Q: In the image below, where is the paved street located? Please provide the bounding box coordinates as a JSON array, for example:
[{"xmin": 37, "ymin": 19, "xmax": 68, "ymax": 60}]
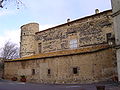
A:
[{"xmin": 0, "ymin": 79, "xmax": 120, "ymax": 90}]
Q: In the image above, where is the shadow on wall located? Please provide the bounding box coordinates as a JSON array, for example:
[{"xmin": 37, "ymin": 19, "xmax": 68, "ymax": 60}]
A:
[{"xmin": 0, "ymin": 62, "xmax": 4, "ymax": 78}]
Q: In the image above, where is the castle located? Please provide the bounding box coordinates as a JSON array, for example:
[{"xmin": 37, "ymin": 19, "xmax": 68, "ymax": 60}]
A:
[
  {"xmin": 4, "ymin": 9, "xmax": 118, "ymax": 84},
  {"xmin": 20, "ymin": 9, "xmax": 114, "ymax": 58}
]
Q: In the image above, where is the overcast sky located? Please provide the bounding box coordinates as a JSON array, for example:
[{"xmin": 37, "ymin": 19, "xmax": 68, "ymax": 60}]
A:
[{"xmin": 0, "ymin": 0, "xmax": 112, "ymax": 48}]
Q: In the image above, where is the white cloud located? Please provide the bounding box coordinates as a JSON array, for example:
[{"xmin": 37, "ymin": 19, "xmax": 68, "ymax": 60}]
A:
[
  {"xmin": 0, "ymin": 24, "xmax": 54, "ymax": 48},
  {"xmin": 22, "ymin": 0, "xmax": 111, "ymax": 20},
  {"xmin": 0, "ymin": 29, "xmax": 20, "ymax": 48}
]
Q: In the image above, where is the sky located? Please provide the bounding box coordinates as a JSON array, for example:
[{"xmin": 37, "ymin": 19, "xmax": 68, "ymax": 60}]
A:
[{"xmin": 0, "ymin": 0, "xmax": 112, "ymax": 48}]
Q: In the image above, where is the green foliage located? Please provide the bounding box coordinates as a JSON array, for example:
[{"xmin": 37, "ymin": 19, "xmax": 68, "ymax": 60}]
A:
[{"xmin": 20, "ymin": 75, "xmax": 26, "ymax": 78}]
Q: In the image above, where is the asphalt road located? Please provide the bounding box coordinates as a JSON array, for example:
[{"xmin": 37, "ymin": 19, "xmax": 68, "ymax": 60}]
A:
[
  {"xmin": 0, "ymin": 79, "xmax": 120, "ymax": 90},
  {"xmin": 0, "ymin": 82, "xmax": 94, "ymax": 90}
]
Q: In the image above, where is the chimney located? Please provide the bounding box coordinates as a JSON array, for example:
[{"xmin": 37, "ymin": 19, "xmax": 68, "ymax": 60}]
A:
[
  {"xmin": 67, "ymin": 18, "xmax": 70, "ymax": 23},
  {"xmin": 95, "ymin": 9, "xmax": 99, "ymax": 14}
]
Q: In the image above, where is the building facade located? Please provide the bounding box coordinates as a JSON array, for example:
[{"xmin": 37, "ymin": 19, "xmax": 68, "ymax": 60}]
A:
[
  {"xmin": 20, "ymin": 10, "xmax": 114, "ymax": 57},
  {"xmin": 111, "ymin": 0, "xmax": 120, "ymax": 81},
  {"xmin": 4, "ymin": 9, "xmax": 118, "ymax": 84},
  {"xmin": 4, "ymin": 47, "xmax": 117, "ymax": 84}
]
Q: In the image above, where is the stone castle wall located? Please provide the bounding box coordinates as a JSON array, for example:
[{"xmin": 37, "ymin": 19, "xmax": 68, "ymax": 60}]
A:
[
  {"xmin": 4, "ymin": 48, "xmax": 117, "ymax": 84},
  {"xmin": 20, "ymin": 10, "xmax": 113, "ymax": 57},
  {"xmin": 20, "ymin": 23, "xmax": 39, "ymax": 57},
  {"xmin": 35, "ymin": 10, "xmax": 113, "ymax": 54},
  {"xmin": 4, "ymin": 10, "xmax": 118, "ymax": 84}
]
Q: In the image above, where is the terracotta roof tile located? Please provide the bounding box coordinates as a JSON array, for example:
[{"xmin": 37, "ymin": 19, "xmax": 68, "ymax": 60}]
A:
[{"xmin": 5, "ymin": 44, "xmax": 110, "ymax": 62}]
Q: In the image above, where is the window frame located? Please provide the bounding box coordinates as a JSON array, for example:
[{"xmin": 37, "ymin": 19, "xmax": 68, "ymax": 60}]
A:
[
  {"xmin": 72, "ymin": 67, "xmax": 79, "ymax": 74},
  {"xmin": 48, "ymin": 69, "xmax": 51, "ymax": 75},
  {"xmin": 38, "ymin": 43, "xmax": 42, "ymax": 53},
  {"xmin": 69, "ymin": 39, "xmax": 78, "ymax": 49},
  {"xmin": 32, "ymin": 69, "xmax": 35, "ymax": 75},
  {"xmin": 106, "ymin": 33, "xmax": 112, "ymax": 42}
]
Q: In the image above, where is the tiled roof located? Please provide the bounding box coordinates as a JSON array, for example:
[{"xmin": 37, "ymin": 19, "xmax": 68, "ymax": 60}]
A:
[{"xmin": 5, "ymin": 44, "xmax": 110, "ymax": 62}]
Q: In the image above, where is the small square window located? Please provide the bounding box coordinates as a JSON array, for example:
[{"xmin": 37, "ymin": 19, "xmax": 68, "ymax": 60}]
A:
[
  {"xmin": 106, "ymin": 33, "xmax": 112, "ymax": 41},
  {"xmin": 106, "ymin": 33, "xmax": 111, "ymax": 38},
  {"xmin": 48, "ymin": 69, "xmax": 51, "ymax": 75},
  {"xmin": 73, "ymin": 67, "xmax": 78, "ymax": 74},
  {"xmin": 32, "ymin": 69, "xmax": 35, "ymax": 75},
  {"xmin": 38, "ymin": 43, "xmax": 42, "ymax": 53}
]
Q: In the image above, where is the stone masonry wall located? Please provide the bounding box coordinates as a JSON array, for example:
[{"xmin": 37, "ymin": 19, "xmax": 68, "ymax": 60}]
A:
[
  {"xmin": 112, "ymin": 0, "xmax": 120, "ymax": 81},
  {"xmin": 20, "ymin": 23, "xmax": 39, "ymax": 57},
  {"xmin": 4, "ymin": 48, "xmax": 117, "ymax": 84},
  {"xmin": 35, "ymin": 10, "xmax": 113, "ymax": 54}
]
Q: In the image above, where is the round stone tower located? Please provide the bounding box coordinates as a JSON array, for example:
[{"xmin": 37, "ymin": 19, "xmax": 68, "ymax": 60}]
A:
[{"xmin": 20, "ymin": 23, "xmax": 39, "ymax": 58}]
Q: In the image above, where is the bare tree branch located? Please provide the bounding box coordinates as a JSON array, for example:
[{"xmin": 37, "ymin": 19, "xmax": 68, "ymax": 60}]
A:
[
  {"xmin": 0, "ymin": 0, "xmax": 4, "ymax": 8},
  {"xmin": 0, "ymin": 41, "xmax": 20, "ymax": 60},
  {"xmin": 0, "ymin": 0, "xmax": 25, "ymax": 9}
]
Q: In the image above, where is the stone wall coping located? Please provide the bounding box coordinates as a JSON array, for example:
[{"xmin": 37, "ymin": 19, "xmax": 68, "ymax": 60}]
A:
[{"xmin": 21, "ymin": 22, "xmax": 39, "ymax": 29}]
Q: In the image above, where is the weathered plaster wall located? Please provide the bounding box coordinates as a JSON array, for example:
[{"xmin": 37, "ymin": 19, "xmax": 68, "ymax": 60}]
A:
[
  {"xmin": 112, "ymin": 0, "xmax": 120, "ymax": 81},
  {"xmin": 35, "ymin": 10, "xmax": 113, "ymax": 54},
  {"xmin": 4, "ymin": 48, "xmax": 117, "ymax": 84}
]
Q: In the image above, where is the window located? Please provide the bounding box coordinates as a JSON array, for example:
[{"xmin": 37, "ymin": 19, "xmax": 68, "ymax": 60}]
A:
[
  {"xmin": 70, "ymin": 39, "xmax": 78, "ymax": 49},
  {"xmin": 73, "ymin": 67, "xmax": 78, "ymax": 74},
  {"xmin": 48, "ymin": 69, "xmax": 51, "ymax": 75},
  {"xmin": 106, "ymin": 33, "xmax": 112, "ymax": 39},
  {"xmin": 32, "ymin": 69, "xmax": 35, "ymax": 75},
  {"xmin": 22, "ymin": 32, "xmax": 25, "ymax": 35},
  {"xmin": 106, "ymin": 33, "xmax": 115, "ymax": 45},
  {"xmin": 38, "ymin": 43, "xmax": 42, "ymax": 53},
  {"xmin": 106, "ymin": 33, "xmax": 112, "ymax": 42}
]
